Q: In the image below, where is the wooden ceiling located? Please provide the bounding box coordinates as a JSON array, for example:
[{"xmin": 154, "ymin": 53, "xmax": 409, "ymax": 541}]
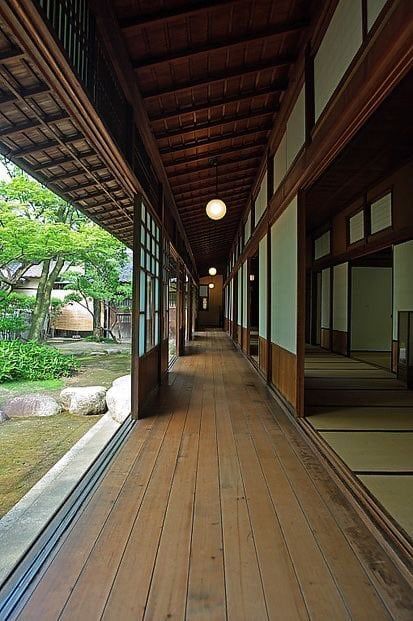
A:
[{"xmin": 113, "ymin": 0, "xmax": 310, "ymax": 272}]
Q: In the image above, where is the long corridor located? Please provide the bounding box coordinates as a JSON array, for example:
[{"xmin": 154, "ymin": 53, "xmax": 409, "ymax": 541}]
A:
[{"xmin": 16, "ymin": 333, "xmax": 413, "ymax": 620}]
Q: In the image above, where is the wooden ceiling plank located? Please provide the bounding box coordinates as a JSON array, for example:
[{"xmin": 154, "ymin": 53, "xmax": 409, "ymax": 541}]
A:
[
  {"xmin": 0, "ymin": 110, "xmax": 70, "ymax": 138},
  {"xmin": 133, "ymin": 20, "xmax": 308, "ymax": 69},
  {"xmin": 155, "ymin": 108, "xmax": 277, "ymax": 139},
  {"xmin": 164, "ymin": 140, "xmax": 266, "ymax": 167},
  {"xmin": 142, "ymin": 57, "xmax": 295, "ymax": 98},
  {"xmin": 120, "ymin": 0, "xmax": 242, "ymax": 31},
  {"xmin": 0, "ymin": 83, "xmax": 50, "ymax": 107},
  {"xmin": 175, "ymin": 182, "xmax": 252, "ymax": 201},
  {"xmin": 0, "ymin": 46, "xmax": 25, "ymax": 63},
  {"xmin": 172, "ymin": 172, "xmax": 255, "ymax": 194},
  {"xmin": 149, "ymin": 83, "xmax": 286, "ymax": 122},
  {"xmin": 51, "ymin": 164, "xmax": 107, "ymax": 181},
  {"xmin": 168, "ymin": 158, "xmax": 260, "ymax": 179},
  {"xmin": 5, "ymin": 133, "xmax": 83, "ymax": 158},
  {"xmin": 159, "ymin": 124, "xmax": 271, "ymax": 155}
]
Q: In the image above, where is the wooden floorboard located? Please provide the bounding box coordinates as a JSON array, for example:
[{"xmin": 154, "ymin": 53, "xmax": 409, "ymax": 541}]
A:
[{"xmin": 15, "ymin": 332, "xmax": 413, "ymax": 621}]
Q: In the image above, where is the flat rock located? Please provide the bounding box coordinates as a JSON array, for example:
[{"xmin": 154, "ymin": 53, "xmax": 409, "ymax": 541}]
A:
[
  {"xmin": 3, "ymin": 395, "xmax": 61, "ymax": 418},
  {"xmin": 0, "ymin": 410, "xmax": 9, "ymax": 424},
  {"xmin": 106, "ymin": 375, "xmax": 131, "ymax": 424},
  {"xmin": 60, "ymin": 386, "xmax": 107, "ymax": 416}
]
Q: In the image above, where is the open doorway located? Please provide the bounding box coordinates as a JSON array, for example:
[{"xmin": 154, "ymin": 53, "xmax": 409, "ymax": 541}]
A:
[
  {"xmin": 350, "ymin": 248, "xmax": 393, "ymax": 371},
  {"xmin": 168, "ymin": 257, "xmax": 178, "ymax": 365},
  {"xmin": 248, "ymin": 253, "xmax": 259, "ymax": 363}
]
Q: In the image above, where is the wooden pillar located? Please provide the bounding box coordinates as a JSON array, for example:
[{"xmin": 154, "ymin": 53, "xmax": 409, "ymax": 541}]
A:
[{"xmin": 131, "ymin": 194, "xmax": 142, "ymax": 420}]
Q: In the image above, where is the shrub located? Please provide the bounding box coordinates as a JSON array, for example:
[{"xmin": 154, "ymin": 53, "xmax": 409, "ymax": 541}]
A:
[{"xmin": 0, "ymin": 341, "xmax": 79, "ymax": 382}]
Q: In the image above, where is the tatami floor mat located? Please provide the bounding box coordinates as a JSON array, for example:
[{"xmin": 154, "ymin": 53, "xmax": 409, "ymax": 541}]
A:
[
  {"xmin": 320, "ymin": 431, "xmax": 413, "ymax": 472},
  {"xmin": 305, "ymin": 378, "xmax": 405, "ymax": 390},
  {"xmin": 357, "ymin": 475, "xmax": 413, "ymax": 538},
  {"xmin": 305, "ymin": 369, "xmax": 394, "ymax": 378},
  {"xmin": 306, "ymin": 389, "xmax": 413, "ymax": 406},
  {"xmin": 307, "ymin": 406, "xmax": 413, "ymax": 430},
  {"xmin": 352, "ymin": 351, "xmax": 392, "ymax": 371}
]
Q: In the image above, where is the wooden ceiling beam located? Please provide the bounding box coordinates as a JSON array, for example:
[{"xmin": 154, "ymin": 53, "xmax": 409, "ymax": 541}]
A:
[
  {"xmin": 175, "ymin": 182, "xmax": 252, "ymax": 201},
  {"xmin": 5, "ymin": 133, "xmax": 83, "ymax": 158},
  {"xmin": 31, "ymin": 150, "xmax": 95, "ymax": 171},
  {"xmin": 0, "ymin": 83, "xmax": 50, "ymax": 107},
  {"xmin": 133, "ymin": 20, "xmax": 308, "ymax": 69},
  {"xmin": 155, "ymin": 107, "xmax": 277, "ymax": 140},
  {"xmin": 51, "ymin": 164, "xmax": 107, "ymax": 181},
  {"xmin": 0, "ymin": 111, "xmax": 70, "ymax": 138},
  {"xmin": 177, "ymin": 190, "xmax": 248, "ymax": 208},
  {"xmin": 61, "ymin": 176, "xmax": 112, "ymax": 192},
  {"xmin": 143, "ymin": 57, "xmax": 294, "ymax": 99},
  {"xmin": 0, "ymin": 46, "xmax": 25, "ymax": 63},
  {"xmin": 120, "ymin": 0, "xmax": 242, "ymax": 31},
  {"xmin": 164, "ymin": 140, "xmax": 265, "ymax": 167},
  {"xmin": 172, "ymin": 173, "xmax": 254, "ymax": 195},
  {"xmin": 149, "ymin": 82, "xmax": 286, "ymax": 122},
  {"xmin": 168, "ymin": 158, "xmax": 259, "ymax": 180},
  {"xmin": 160, "ymin": 124, "xmax": 271, "ymax": 155}
]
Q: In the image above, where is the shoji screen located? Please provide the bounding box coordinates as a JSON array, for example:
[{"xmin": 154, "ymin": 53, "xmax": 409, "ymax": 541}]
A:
[
  {"xmin": 314, "ymin": 0, "xmax": 362, "ymax": 120},
  {"xmin": 270, "ymin": 196, "xmax": 298, "ymax": 353},
  {"xmin": 393, "ymin": 240, "xmax": 413, "ymax": 339},
  {"xmin": 333, "ymin": 263, "xmax": 349, "ymax": 333},
  {"xmin": 258, "ymin": 234, "xmax": 267, "ymax": 338},
  {"xmin": 242, "ymin": 261, "xmax": 248, "ymax": 328},
  {"xmin": 321, "ymin": 268, "xmax": 331, "ymax": 330},
  {"xmin": 237, "ymin": 270, "xmax": 242, "ymax": 327},
  {"xmin": 286, "ymin": 86, "xmax": 305, "ymax": 170}
]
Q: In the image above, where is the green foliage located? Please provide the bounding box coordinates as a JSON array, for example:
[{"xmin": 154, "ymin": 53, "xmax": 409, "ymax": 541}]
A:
[{"xmin": 0, "ymin": 341, "xmax": 78, "ymax": 382}]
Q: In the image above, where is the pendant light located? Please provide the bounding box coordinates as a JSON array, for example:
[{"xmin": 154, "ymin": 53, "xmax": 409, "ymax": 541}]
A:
[
  {"xmin": 206, "ymin": 158, "xmax": 226, "ymax": 220},
  {"xmin": 208, "ymin": 267, "xmax": 217, "ymax": 276},
  {"xmin": 208, "ymin": 282, "xmax": 215, "ymax": 289}
]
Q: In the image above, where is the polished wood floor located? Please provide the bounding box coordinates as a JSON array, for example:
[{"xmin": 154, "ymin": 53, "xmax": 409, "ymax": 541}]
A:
[{"xmin": 17, "ymin": 333, "xmax": 413, "ymax": 620}]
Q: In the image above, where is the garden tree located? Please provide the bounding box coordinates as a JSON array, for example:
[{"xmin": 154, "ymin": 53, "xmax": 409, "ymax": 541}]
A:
[
  {"xmin": 63, "ymin": 248, "xmax": 131, "ymax": 340},
  {"xmin": 0, "ymin": 166, "xmax": 128, "ymax": 341}
]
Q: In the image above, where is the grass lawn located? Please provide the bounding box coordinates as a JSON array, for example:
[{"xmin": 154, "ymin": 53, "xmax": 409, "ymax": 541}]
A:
[
  {"xmin": 0, "ymin": 413, "xmax": 98, "ymax": 517},
  {"xmin": 0, "ymin": 348, "xmax": 131, "ymax": 518}
]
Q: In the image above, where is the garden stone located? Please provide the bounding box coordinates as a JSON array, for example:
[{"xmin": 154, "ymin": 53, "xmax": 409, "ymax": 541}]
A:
[
  {"xmin": 106, "ymin": 375, "xmax": 131, "ymax": 424},
  {"xmin": 60, "ymin": 386, "xmax": 107, "ymax": 416},
  {"xmin": 3, "ymin": 395, "xmax": 61, "ymax": 418},
  {"xmin": 0, "ymin": 410, "xmax": 9, "ymax": 424}
]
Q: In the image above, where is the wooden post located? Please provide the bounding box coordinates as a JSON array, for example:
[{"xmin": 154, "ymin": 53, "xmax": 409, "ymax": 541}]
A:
[{"xmin": 131, "ymin": 194, "xmax": 142, "ymax": 419}]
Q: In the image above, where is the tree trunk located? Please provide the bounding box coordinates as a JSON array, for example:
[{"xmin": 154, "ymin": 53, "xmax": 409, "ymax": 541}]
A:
[
  {"xmin": 29, "ymin": 258, "xmax": 65, "ymax": 341},
  {"xmin": 93, "ymin": 298, "xmax": 103, "ymax": 340}
]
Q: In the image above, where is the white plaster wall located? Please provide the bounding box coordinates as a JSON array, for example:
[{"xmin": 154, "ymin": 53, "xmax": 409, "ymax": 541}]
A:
[
  {"xmin": 286, "ymin": 86, "xmax": 305, "ymax": 170},
  {"xmin": 258, "ymin": 234, "xmax": 267, "ymax": 338},
  {"xmin": 314, "ymin": 0, "xmax": 362, "ymax": 120},
  {"xmin": 367, "ymin": 0, "xmax": 388, "ymax": 30},
  {"xmin": 273, "ymin": 132, "xmax": 287, "ymax": 193},
  {"xmin": 255, "ymin": 172, "xmax": 267, "ymax": 224},
  {"xmin": 237, "ymin": 269, "xmax": 242, "ymax": 326},
  {"xmin": 351, "ymin": 267, "xmax": 392, "ymax": 351},
  {"xmin": 270, "ymin": 197, "xmax": 297, "ymax": 353},
  {"xmin": 242, "ymin": 260, "xmax": 248, "ymax": 328}
]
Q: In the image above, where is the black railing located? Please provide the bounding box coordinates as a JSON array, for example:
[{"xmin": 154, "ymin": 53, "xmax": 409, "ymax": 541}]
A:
[{"xmin": 35, "ymin": 0, "xmax": 132, "ymax": 164}]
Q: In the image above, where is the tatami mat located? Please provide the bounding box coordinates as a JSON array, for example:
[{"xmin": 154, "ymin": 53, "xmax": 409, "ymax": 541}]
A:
[
  {"xmin": 320, "ymin": 431, "xmax": 413, "ymax": 472},
  {"xmin": 357, "ymin": 475, "xmax": 413, "ymax": 538},
  {"xmin": 307, "ymin": 407, "xmax": 413, "ymax": 430}
]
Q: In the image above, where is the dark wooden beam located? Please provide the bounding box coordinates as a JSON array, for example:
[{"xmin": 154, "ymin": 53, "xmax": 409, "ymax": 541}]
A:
[
  {"xmin": 164, "ymin": 141, "xmax": 266, "ymax": 167},
  {"xmin": 149, "ymin": 83, "xmax": 286, "ymax": 122},
  {"xmin": 5, "ymin": 134, "xmax": 83, "ymax": 158},
  {"xmin": 177, "ymin": 190, "xmax": 248, "ymax": 208},
  {"xmin": 155, "ymin": 108, "xmax": 277, "ymax": 140},
  {"xmin": 0, "ymin": 83, "xmax": 50, "ymax": 107},
  {"xmin": 160, "ymin": 125, "xmax": 271, "ymax": 155},
  {"xmin": 133, "ymin": 20, "xmax": 308, "ymax": 69},
  {"xmin": 120, "ymin": 0, "xmax": 242, "ymax": 31},
  {"xmin": 0, "ymin": 111, "xmax": 70, "ymax": 138},
  {"xmin": 61, "ymin": 176, "xmax": 112, "ymax": 192},
  {"xmin": 51, "ymin": 164, "xmax": 107, "ymax": 182},
  {"xmin": 175, "ymin": 182, "xmax": 252, "ymax": 201},
  {"xmin": 31, "ymin": 150, "xmax": 95, "ymax": 171},
  {"xmin": 0, "ymin": 46, "xmax": 25, "ymax": 63},
  {"xmin": 142, "ymin": 57, "xmax": 295, "ymax": 98},
  {"xmin": 168, "ymin": 158, "xmax": 259, "ymax": 180},
  {"xmin": 172, "ymin": 173, "xmax": 255, "ymax": 195}
]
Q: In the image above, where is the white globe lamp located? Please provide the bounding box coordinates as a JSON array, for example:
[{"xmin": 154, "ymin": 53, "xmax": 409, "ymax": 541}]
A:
[{"xmin": 208, "ymin": 267, "xmax": 217, "ymax": 276}]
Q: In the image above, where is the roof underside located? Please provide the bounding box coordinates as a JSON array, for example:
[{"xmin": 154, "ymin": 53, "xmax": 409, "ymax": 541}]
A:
[{"xmin": 113, "ymin": 0, "xmax": 310, "ymax": 272}]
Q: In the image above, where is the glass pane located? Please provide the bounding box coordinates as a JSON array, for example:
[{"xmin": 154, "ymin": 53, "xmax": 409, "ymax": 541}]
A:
[
  {"xmin": 140, "ymin": 270, "xmax": 145, "ymax": 312},
  {"xmin": 140, "ymin": 248, "xmax": 145, "ymax": 268},
  {"xmin": 139, "ymin": 314, "xmax": 145, "ymax": 356},
  {"xmin": 146, "ymin": 275, "xmax": 154, "ymax": 351}
]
